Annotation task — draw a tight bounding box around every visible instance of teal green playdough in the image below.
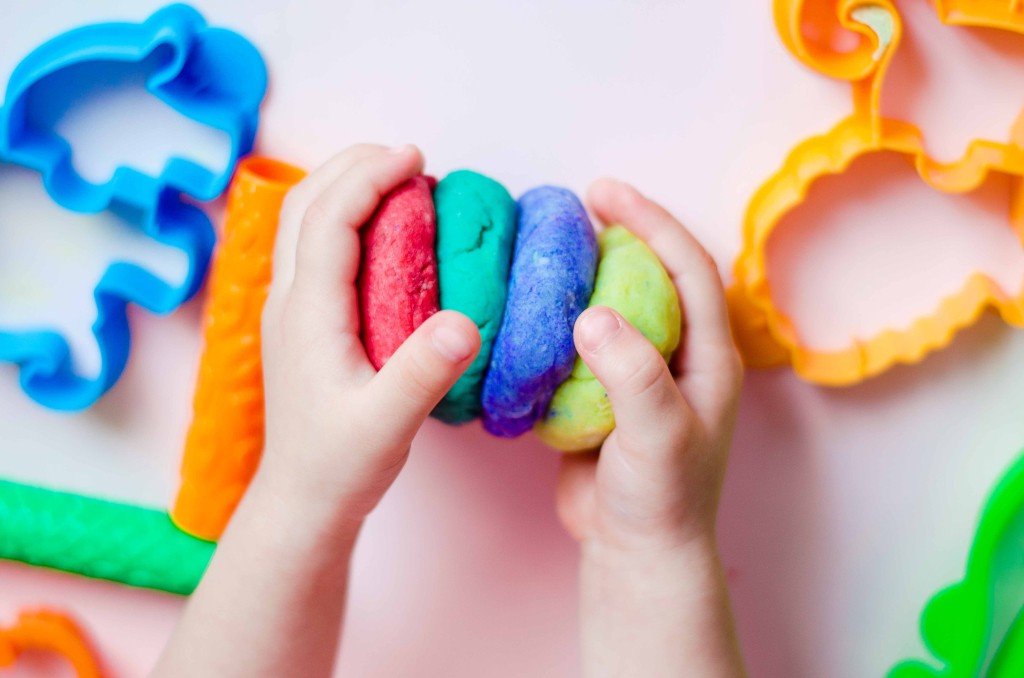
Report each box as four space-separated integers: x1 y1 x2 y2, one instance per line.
535 226 680 451
433 170 517 423
0 479 214 594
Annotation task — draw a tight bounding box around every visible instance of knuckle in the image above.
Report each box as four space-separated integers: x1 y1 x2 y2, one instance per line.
615 187 642 213
699 249 720 276
279 190 306 223
358 168 391 201
300 198 332 233
728 349 745 382
344 143 378 156
322 146 366 173
622 355 668 400
661 412 691 444
293 238 319 274
394 353 438 404
276 294 304 333
716 346 745 388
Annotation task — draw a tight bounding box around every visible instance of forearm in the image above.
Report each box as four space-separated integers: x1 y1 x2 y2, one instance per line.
154 470 361 678
579 537 745 678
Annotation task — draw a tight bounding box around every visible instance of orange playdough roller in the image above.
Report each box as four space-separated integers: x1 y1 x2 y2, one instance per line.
0 609 104 678
172 157 306 541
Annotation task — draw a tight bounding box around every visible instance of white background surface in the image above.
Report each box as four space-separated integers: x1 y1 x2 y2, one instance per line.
1 1 1024 676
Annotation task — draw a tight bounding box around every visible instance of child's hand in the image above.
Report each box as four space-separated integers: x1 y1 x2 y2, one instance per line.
557 178 742 552
158 145 481 678
558 179 746 677
158 155 743 678
258 143 480 524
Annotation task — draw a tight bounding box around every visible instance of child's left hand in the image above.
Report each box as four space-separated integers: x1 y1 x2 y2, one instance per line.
554 179 745 677
258 143 481 524
156 144 481 678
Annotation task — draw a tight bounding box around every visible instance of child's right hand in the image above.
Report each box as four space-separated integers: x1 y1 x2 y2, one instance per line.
557 178 743 553
557 179 746 677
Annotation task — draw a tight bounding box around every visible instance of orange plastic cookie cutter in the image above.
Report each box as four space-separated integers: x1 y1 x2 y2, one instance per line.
172 157 306 541
729 0 1024 385
0 609 104 677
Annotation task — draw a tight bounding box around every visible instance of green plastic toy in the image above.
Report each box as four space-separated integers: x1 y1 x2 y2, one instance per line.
0 480 213 595
890 452 1024 677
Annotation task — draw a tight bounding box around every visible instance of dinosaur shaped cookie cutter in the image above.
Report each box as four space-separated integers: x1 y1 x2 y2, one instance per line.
729 0 1024 385
0 3 266 409
890 449 1024 677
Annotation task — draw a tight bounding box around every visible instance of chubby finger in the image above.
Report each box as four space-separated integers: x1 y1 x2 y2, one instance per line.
366 311 480 444
574 306 693 455
269 144 388 301
288 145 425 339
586 178 742 428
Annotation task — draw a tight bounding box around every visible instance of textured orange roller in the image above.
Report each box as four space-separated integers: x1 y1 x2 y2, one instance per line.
0 609 103 678
172 157 306 541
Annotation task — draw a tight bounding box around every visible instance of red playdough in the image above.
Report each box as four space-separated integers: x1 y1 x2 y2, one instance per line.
359 175 440 369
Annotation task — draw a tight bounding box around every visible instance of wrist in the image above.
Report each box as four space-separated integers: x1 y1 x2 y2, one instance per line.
580 528 729 619
581 530 722 590
244 464 367 547
578 532 744 677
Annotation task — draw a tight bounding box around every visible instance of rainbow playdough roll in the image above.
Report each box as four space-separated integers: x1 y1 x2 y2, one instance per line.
535 226 681 451
481 186 598 438
360 176 440 369
432 170 517 424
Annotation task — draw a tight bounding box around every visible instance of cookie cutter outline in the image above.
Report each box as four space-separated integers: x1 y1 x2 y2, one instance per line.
728 0 1024 385
0 608 104 678
889 450 1024 677
0 5 276 595
0 3 266 410
0 159 301 590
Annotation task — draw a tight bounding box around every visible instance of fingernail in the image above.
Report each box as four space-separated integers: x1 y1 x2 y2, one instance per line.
432 324 475 362
389 144 412 155
577 308 622 353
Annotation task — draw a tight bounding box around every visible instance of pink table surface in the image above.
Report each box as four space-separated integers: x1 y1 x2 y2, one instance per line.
2 1 1024 676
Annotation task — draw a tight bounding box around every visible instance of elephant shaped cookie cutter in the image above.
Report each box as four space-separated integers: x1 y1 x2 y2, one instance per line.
0 3 266 410
0 4 266 595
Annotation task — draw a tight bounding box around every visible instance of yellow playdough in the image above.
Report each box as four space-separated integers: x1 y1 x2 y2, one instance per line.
535 226 680 451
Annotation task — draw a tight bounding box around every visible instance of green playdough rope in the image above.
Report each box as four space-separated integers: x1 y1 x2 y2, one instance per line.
0 479 213 595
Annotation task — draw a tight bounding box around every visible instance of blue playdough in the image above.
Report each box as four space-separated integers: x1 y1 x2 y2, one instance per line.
481 186 598 438
0 4 265 410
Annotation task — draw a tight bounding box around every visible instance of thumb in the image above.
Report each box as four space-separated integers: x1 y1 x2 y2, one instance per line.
367 310 480 442
574 306 693 453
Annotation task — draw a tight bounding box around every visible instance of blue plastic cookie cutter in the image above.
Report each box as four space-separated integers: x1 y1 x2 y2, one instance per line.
0 3 267 410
